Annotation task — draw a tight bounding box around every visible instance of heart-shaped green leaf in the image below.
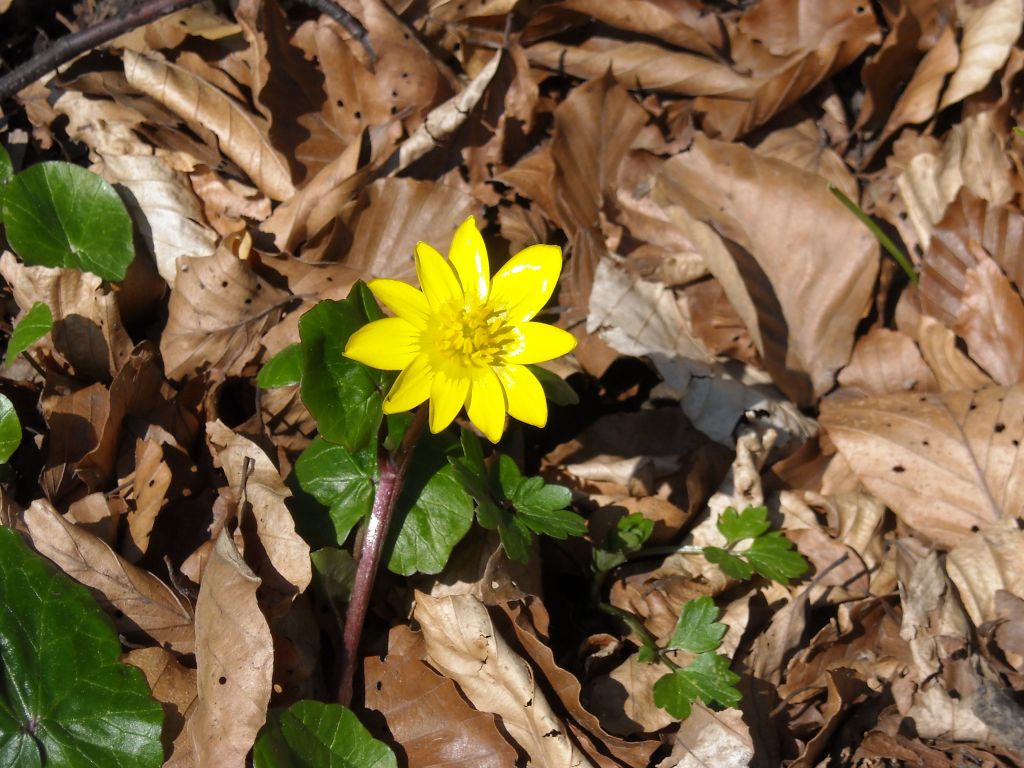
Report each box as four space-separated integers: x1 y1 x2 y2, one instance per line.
0 527 163 767
258 343 302 388
254 701 396 768
2 162 135 282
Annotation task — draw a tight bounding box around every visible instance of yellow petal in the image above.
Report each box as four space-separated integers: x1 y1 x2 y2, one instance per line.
495 364 546 428
383 353 433 413
428 367 470 434
489 244 562 321
415 242 463 309
345 317 421 370
448 216 490 304
506 322 577 365
467 368 507 442
368 279 430 328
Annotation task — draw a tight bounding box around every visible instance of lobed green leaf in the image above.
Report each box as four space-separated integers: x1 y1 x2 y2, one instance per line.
666 596 728 654
652 652 742 720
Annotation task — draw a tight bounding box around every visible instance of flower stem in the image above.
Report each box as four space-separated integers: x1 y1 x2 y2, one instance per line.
337 407 427 706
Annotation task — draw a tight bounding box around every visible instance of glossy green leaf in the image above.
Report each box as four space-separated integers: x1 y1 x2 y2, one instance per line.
0 395 21 464
497 455 584 539
385 436 474 576
2 162 135 281
310 547 356 604
652 652 742 720
258 343 302 388
716 506 771 547
254 701 396 768
702 546 754 581
666 596 727 654
528 364 579 406
0 527 163 767
746 532 809 585
5 302 53 367
298 288 388 452
293 437 376 547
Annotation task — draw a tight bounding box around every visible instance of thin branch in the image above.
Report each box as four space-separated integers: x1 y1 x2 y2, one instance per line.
0 0 205 103
337 407 427 707
295 0 376 66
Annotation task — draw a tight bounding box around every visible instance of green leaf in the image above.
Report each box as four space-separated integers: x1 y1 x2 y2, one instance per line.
258 344 302 388
2 161 135 281
716 506 771 548
498 455 584 539
703 546 754 581
528 364 579 406
746 532 809 585
0 145 12 220
293 437 376 547
385 435 474 576
652 653 742 720
310 547 356 604
0 395 21 464
298 289 388 452
608 512 654 554
5 301 53 367
0 527 163 767
666 596 727 654
254 701 396 768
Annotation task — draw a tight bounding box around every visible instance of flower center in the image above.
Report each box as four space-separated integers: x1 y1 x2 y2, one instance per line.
432 303 518 368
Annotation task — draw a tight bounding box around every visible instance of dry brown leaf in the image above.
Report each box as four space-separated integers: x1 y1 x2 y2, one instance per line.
413 592 595 767
820 385 1024 546
754 118 858 196
0 252 134 381
190 528 273 768
658 705 753 768
939 0 1023 109
24 499 195 654
954 253 1024 385
97 154 217 285
160 241 291 379
364 624 519 767
124 647 198 762
947 520 1024 629
123 50 295 201
585 654 674 736
207 419 311 604
916 316 994 392
836 326 938 397
654 135 879 403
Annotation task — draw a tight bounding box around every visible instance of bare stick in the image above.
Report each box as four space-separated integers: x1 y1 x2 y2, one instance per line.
0 0 205 103
337 407 427 706
295 0 376 65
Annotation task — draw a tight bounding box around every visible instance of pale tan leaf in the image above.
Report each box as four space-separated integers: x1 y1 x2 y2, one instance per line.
97 154 217 285
586 654 674 736
947 520 1024 628
820 385 1024 546
24 499 195 654
658 705 753 768
160 242 291 380
190 529 273 768
879 25 959 144
837 327 938 397
939 0 1023 109
738 0 877 57
917 316 995 392
954 254 1024 385
207 420 311 602
124 647 198 762
123 50 295 201
413 592 595 767
0 251 134 381
654 135 879 403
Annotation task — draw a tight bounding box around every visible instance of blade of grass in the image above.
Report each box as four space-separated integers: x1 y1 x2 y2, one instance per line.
828 183 917 283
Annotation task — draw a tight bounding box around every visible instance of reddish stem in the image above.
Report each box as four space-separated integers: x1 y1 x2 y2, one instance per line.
337 407 427 706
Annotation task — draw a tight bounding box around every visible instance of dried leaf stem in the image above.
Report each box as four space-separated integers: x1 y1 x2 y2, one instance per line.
337 406 428 706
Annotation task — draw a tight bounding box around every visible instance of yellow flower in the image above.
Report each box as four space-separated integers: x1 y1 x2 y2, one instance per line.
344 216 577 442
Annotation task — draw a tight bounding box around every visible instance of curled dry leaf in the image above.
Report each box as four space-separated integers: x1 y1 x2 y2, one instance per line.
190 528 273 768
364 624 519 768
954 253 1024 385
123 50 295 201
0 251 134 381
160 241 291 380
837 327 938 397
946 520 1024 629
24 499 195 654
939 0 1024 109
821 385 1024 546
916 316 994 392
413 591 595 767
97 153 217 285
655 135 879 403
657 705 753 768
206 419 311 604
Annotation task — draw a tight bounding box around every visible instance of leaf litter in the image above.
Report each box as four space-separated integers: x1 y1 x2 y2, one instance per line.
3 0 1024 765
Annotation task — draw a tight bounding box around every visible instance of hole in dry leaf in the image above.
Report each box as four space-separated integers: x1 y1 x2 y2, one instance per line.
256 284 262 291
326 276 334 282
391 90 398 97
949 689 960 699
1014 439 1020 447
219 676 227 685
245 298 252 305
971 525 980 532
221 280 228 288
403 31 410 40
921 440 929 446
995 423 1006 433
147 479 155 487
198 281 205 290
376 681 382 691
336 99 344 108
355 111 362 120
892 465 905 473
391 106 398 115
401 72 408 78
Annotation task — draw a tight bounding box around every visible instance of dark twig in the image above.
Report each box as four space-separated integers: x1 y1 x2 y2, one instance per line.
294 0 376 66
0 0 204 103
337 407 427 707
